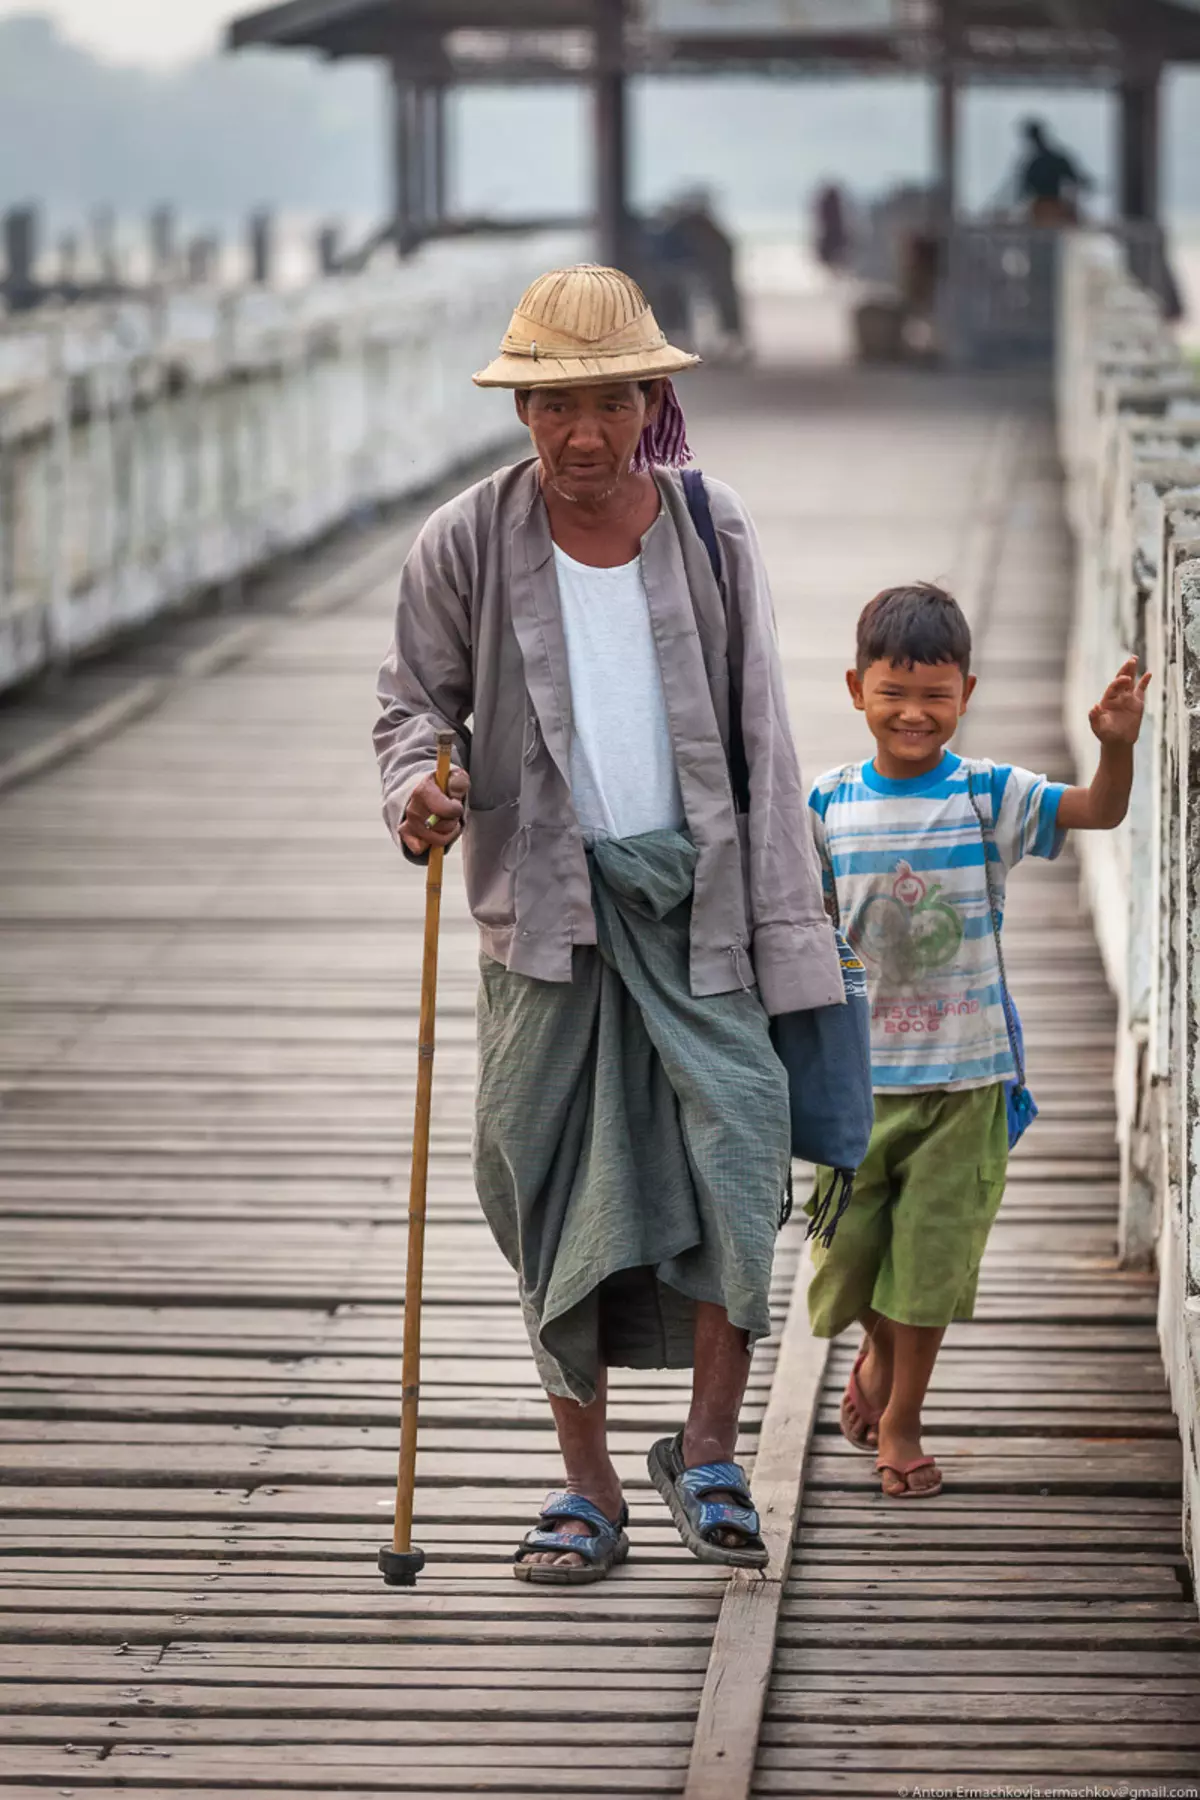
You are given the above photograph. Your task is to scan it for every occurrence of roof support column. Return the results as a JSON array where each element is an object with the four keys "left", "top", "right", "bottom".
[
  {"left": 1118, "top": 64, "right": 1162, "bottom": 224},
  {"left": 935, "top": 0, "right": 960, "bottom": 226},
  {"left": 390, "top": 63, "right": 426, "bottom": 256},
  {"left": 594, "top": 0, "right": 629, "bottom": 270},
  {"left": 425, "top": 84, "right": 448, "bottom": 227}
]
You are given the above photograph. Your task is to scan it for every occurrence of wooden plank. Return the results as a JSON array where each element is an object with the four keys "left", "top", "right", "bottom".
[
  {"left": 0, "top": 1718, "right": 699, "bottom": 1746},
  {"left": 683, "top": 1248, "right": 828, "bottom": 1800},
  {"left": 0, "top": 1681, "right": 703, "bottom": 1721}
]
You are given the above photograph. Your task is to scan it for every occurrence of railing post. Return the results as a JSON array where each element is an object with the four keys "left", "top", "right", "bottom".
[
  {"left": 43, "top": 321, "right": 72, "bottom": 671},
  {"left": 3, "top": 207, "right": 40, "bottom": 312},
  {"left": 249, "top": 211, "right": 274, "bottom": 286}
]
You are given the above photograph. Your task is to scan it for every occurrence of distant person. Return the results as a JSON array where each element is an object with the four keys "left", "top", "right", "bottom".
[
  {"left": 808, "top": 583, "right": 1150, "bottom": 1497},
  {"left": 658, "top": 189, "right": 746, "bottom": 360},
  {"left": 813, "top": 183, "right": 850, "bottom": 271},
  {"left": 1017, "top": 118, "right": 1092, "bottom": 225},
  {"left": 635, "top": 211, "right": 692, "bottom": 339}
]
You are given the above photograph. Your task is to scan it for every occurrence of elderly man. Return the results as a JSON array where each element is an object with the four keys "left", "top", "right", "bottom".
[{"left": 374, "top": 263, "right": 840, "bottom": 1584}]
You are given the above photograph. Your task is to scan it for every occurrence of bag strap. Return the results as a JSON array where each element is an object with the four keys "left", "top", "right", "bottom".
[
  {"left": 965, "top": 766, "right": 1025, "bottom": 1090},
  {"left": 681, "top": 470, "right": 750, "bottom": 816},
  {"left": 821, "top": 762, "right": 860, "bottom": 935},
  {"left": 681, "top": 468, "right": 722, "bottom": 586}
]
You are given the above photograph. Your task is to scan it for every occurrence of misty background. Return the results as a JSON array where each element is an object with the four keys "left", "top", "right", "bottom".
[{"left": 2, "top": 9, "right": 1200, "bottom": 242}]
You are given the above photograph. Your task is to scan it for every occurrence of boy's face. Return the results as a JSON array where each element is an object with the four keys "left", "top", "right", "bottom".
[{"left": 847, "top": 658, "right": 976, "bottom": 776}]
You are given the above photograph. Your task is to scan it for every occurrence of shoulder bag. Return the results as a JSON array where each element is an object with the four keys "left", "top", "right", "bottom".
[{"left": 681, "top": 470, "right": 874, "bottom": 1242}]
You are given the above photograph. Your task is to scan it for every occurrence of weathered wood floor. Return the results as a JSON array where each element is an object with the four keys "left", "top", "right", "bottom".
[{"left": 0, "top": 322, "right": 1195, "bottom": 1796}]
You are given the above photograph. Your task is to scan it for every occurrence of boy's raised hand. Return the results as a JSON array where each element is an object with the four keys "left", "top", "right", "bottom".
[
  {"left": 1060, "top": 656, "right": 1151, "bottom": 831},
  {"left": 1089, "top": 656, "right": 1152, "bottom": 745}
]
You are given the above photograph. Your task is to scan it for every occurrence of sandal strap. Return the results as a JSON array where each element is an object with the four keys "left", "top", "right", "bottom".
[
  {"left": 517, "top": 1525, "right": 610, "bottom": 1566},
  {"left": 676, "top": 1462, "right": 760, "bottom": 1545},
  {"left": 847, "top": 1348, "right": 884, "bottom": 1427},
  {"left": 677, "top": 1461, "right": 753, "bottom": 1508},
  {"left": 514, "top": 1492, "right": 628, "bottom": 1567},
  {"left": 876, "top": 1455, "right": 938, "bottom": 1477},
  {"left": 539, "top": 1492, "right": 628, "bottom": 1535},
  {"left": 694, "top": 1498, "right": 761, "bottom": 1543}
]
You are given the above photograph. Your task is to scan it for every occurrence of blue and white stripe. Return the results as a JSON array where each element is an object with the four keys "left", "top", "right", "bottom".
[{"left": 808, "top": 752, "right": 1066, "bottom": 1094}]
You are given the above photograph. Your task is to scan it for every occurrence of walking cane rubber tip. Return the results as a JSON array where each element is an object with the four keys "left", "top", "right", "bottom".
[{"left": 378, "top": 1546, "right": 426, "bottom": 1587}]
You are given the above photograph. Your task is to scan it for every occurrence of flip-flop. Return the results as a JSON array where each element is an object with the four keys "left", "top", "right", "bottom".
[
  {"left": 647, "top": 1432, "right": 769, "bottom": 1569},
  {"left": 876, "top": 1454, "right": 943, "bottom": 1500},
  {"left": 841, "top": 1343, "right": 884, "bottom": 1453},
  {"left": 512, "top": 1492, "right": 630, "bottom": 1585}
]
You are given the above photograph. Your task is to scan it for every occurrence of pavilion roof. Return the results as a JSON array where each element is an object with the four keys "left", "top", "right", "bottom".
[{"left": 226, "top": 0, "right": 1200, "bottom": 77}]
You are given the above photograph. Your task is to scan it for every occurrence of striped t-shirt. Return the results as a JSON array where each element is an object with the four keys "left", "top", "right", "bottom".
[{"left": 808, "top": 752, "right": 1067, "bottom": 1093}]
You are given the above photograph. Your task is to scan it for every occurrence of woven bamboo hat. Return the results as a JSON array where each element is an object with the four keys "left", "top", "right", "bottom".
[{"left": 473, "top": 263, "right": 701, "bottom": 389}]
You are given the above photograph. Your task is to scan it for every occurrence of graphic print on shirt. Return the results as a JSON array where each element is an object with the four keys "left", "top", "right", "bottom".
[
  {"left": 808, "top": 753, "right": 1068, "bottom": 1092},
  {"left": 851, "top": 860, "right": 964, "bottom": 987}
]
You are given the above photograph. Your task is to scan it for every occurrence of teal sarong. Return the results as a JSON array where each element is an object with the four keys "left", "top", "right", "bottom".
[{"left": 473, "top": 829, "right": 791, "bottom": 1404}]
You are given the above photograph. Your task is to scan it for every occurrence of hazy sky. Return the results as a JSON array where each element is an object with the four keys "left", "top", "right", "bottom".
[{"left": 0, "top": 2, "right": 237, "bottom": 64}]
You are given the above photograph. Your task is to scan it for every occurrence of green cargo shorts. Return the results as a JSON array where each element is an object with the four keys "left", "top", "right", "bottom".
[{"left": 806, "top": 1083, "right": 1009, "bottom": 1339}]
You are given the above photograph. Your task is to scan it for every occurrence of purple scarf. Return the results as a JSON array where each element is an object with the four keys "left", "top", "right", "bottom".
[{"left": 631, "top": 380, "right": 693, "bottom": 472}]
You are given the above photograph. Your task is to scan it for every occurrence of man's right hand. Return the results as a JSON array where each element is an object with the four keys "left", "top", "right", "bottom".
[{"left": 400, "top": 767, "right": 471, "bottom": 856}]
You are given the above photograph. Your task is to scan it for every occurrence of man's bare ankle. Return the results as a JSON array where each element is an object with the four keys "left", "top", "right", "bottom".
[
  {"left": 559, "top": 1478, "right": 622, "bottom": 1522},
  {"left": 681, "top": 1427, "right": 737, "bottom": 1468}
]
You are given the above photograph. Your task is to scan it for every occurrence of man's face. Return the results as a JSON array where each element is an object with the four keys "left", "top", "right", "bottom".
[
  {"left": 846, "top": 658, "right": 976, "bottom": 772},
  {"left": 517, "top": 382, "right": 659, "bottom": 503}
]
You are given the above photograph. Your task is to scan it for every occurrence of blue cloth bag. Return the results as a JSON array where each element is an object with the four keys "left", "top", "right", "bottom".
[
  {"left": 770, "top": 932, "right": 875, "bottom": 1245},
  {"left": 1000, "top": 992, "right": 1038, "bottom": 1149},
  {"left": 682, "top": 471, "right": 874, "bottom": 1243}
]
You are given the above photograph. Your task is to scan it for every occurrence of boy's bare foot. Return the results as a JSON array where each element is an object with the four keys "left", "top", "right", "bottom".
[
  {"left": 841, "top": 1336, "right": 890, "bottom": 1448},
  {"left": 875, "top": 1416, "right": 942, "bottom": 1496}
]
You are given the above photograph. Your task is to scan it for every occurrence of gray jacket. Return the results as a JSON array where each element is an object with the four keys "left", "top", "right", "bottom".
[{"left": 374, "top": 458, "right": 842, "bottom": 1017}]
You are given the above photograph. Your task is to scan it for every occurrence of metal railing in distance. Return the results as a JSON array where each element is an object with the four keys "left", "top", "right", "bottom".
[
  {"left": 1057, "top": 228, "right": 1200, "bottom": 1590},
  {"left": 0, "top": 231, "right": 584, "bottom": 695},
  {"left": 941, "top": 219, "right": 1168, "bottom": 369}
]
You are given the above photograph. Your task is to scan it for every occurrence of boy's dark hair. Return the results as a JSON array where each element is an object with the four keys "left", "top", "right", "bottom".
[{"left": 856, "top": 582, "right": 971, "bottom": 677}]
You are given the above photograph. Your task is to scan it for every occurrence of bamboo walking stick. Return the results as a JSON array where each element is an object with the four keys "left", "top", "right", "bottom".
[{"left": 379, "top": 730, "right": 455, "bottom": 1588}]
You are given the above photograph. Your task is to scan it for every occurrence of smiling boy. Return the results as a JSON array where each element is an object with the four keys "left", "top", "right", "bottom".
[{"left": 807, "top": 582, "right": 1150, "bottom": 1499}]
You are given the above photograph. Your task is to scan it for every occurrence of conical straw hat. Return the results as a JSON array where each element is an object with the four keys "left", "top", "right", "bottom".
[{"left": 473, "top": 264, "right": 701, "bottom": 389}]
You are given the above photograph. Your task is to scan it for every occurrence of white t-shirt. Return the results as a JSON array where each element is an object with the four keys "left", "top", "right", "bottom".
[
  {"left": 553, "top": 543, "right": 686, "bottom": 843},
  {"left": 808, "top": 752, "right": 1067, "bottom": 1093}
]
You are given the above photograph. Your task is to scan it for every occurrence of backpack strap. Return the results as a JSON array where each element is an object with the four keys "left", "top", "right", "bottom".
[
  {"left": 680, "top": 470, "right": 750, "bottom": 815},
  {"left": 966, "top": 766, "right": 1026, "bottom": 1091},
  {"left": 681, "top": 468, "right": 723, "bottom": 587}
]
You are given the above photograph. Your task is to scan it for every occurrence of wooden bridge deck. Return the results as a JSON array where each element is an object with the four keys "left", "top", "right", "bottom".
[{"left": 0, "top": 328, "right": 1196, "bottom": 1796}]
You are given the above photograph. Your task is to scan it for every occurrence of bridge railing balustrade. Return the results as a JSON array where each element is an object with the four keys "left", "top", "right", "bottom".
[
  {"left": 1057, "top": 229, "right": 1200, "bottom": 1593},
  {"left": 0, "top": 230, "right": 583, "bottom": 696}
]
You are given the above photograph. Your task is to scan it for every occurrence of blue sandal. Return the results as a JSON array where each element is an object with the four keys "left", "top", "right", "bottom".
[
  {"left": 512, "top": 1492, "right": 630, "bottom": 1586},
  {"left": 647, "top": 1432, "right": 769, "bottom": 1569}
]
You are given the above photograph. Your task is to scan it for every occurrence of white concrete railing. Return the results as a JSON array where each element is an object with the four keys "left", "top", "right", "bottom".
[
  {"left": 0, "top": 232, "right": 583, "bottom": 694},
  {"left": 1057, "top": 229, "right": 1200, "bottom": 1582}
]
